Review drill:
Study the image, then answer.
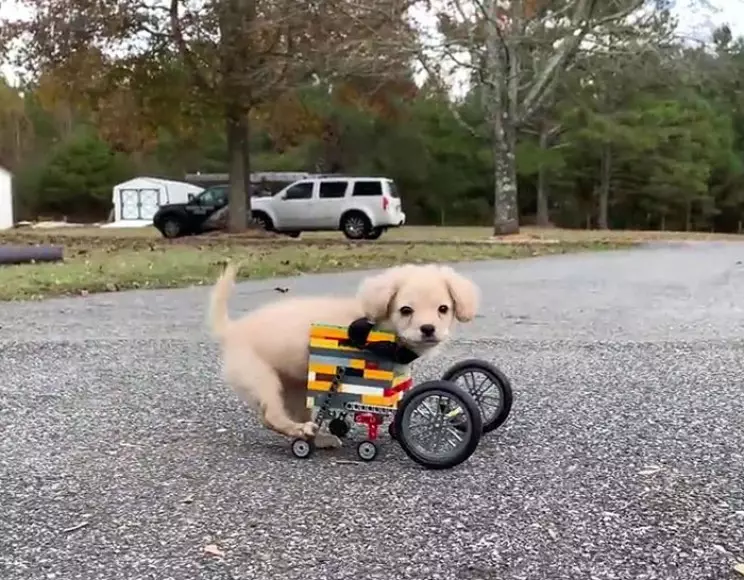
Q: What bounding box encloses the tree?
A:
[414,0,659,234]
[0,79,32,169]
[26,128,133,219]
[2,0,414,231]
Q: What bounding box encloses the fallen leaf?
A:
[62,521,89,533]
[204,544,225,558]
[638,465,663,476]
[734,563,744,576]
[273,287,289,293]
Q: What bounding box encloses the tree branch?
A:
[169,0,212,95]
[416,51,481,139]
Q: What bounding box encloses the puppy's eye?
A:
[399,306,413,316]
[438,305,450,314]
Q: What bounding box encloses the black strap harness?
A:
[346,318,421,365]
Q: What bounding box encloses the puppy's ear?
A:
[440,266,479,322]
[357,266,414,321]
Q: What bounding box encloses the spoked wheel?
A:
[441,359,513,433]
[394,380,482,470]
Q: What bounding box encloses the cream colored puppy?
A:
[208,263,479,448]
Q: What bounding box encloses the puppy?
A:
[208,263,479,448]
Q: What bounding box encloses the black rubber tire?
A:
[364,227,384,240]
[252,212,274,231]
[285,231,301,238]
[441,359,513,434]
[160,217,183,239]
[329,418,351,438]
[394,380,482,470]
[357,440,379,462]
[290,438,315,459]
[341,211,371,240]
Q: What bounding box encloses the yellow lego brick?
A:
[361,394,400,407]
[308,362,339,375]
[309,360,365,375]
[308,380,332,392]
[310,337,340,349]
[367,329,397,342]
[363,368,394,381]
[310,325,349,340]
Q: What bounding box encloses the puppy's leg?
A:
[259,385,318,440]
[225,350,318,440]
[283,381,342,449]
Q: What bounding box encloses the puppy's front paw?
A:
[315,433,343,449]
[292,421,318,439]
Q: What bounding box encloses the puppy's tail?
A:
[208,263,237,339]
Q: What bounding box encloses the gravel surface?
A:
[2,241,744,580]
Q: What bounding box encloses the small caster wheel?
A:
[357,440,378,462]
[291,438,315,459]
[329,418,351,438]
[388,422,397,440]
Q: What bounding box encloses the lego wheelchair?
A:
[290,318,513,470]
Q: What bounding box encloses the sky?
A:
[1,0,744,85]
[674,0,744,41]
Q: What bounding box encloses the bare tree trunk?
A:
[243,115,252,211]
[218,0,255,233]
[488,0,519,236]
[685,199,692,231]
[492,117,520,235]
[536,123,550,227]
[226,104,248,233]
[598,142,611,230]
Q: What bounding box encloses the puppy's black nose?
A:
[420,324,436,337]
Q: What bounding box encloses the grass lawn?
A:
[0,225,636,301]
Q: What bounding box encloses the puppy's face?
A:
[357,264,479,354]
[387,276,456,349]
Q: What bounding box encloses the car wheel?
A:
[341,212,371,240]
[364,227,384,240]
[161,217,182,239]
[252,213,273,231]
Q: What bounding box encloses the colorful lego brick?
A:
[307,323,413,411]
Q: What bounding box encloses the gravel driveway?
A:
[2,241,743,580]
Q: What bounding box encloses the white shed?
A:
[0,165,13,230]
[103,177,204,228]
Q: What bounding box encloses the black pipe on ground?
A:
[0,245,64,265]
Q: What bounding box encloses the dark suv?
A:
[153,185,231,238]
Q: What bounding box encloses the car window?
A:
[319,181,348,199]
[284,182,314,200]
[351,180,383,196]
[197,189,216,205]
[212,186,228,205]
[386,180,400,198]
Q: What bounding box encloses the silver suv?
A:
[250,176,406,239]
